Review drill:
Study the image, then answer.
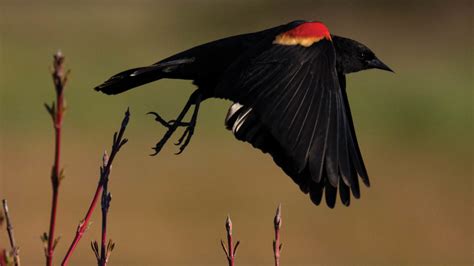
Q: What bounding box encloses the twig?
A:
[273,204,282,266]
[2,199,20,266]
[99,151,111,266]
[220,215,240,266]
[0,208,4,227]
[44,50,70,266]
[94,151,115,266]
[0,210,6,266]
[61,109,130,266]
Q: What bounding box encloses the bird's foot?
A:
[148,112,190,156]
[148,91,202,156]
[174,93,201,154]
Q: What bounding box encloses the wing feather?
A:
[221,37,370,207]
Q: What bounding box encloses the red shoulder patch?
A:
[274,22,332,47]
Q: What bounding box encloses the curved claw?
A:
[174,138,190,155]
[150,137,168,156]
[150,147,159,156]
[146,111,159,118]
[174,128,190,146]
[175,140,189,155]
[175,127,194,155]
[147,111,171,128]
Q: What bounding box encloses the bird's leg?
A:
[149,91,202,156]
[174,93,202,154]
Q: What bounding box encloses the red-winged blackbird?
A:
[95,20,392,208]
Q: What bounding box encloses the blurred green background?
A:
[0,0,472,265]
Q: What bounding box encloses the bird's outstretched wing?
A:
[220,38,369,207]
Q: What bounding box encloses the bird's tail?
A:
[94,65,166,95]
[95,57,196,95]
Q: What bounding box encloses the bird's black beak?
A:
[368,58,394,72]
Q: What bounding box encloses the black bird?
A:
[95,20,392,208]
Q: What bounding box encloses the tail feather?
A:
[95,57,197,95]
[94,65,164,95]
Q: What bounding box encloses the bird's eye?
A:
[359,52,366,59]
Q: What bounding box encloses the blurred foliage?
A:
[0,0,472,265]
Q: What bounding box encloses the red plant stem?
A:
[273,204,282,266]
[0,249,6,265]
[220,215,239,266]
[46,52,67,266]
[274,226,280,266]
[46,188,58,266]
[61,110,129,266]
[47,98,62,265]
[223,216,238,266]
[61,183,103,266]
[227,231,234,266]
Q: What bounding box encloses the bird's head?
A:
[332,35,393,74]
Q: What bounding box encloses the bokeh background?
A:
[0,0,472,265]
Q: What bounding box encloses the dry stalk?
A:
[2,200,20,266]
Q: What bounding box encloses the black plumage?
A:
[95,20,392,208]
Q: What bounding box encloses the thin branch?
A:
[273,204,282,266]
[221,215,239,266]
[2,199,20,266]
[61,109,130,266]
[98,151,114,266]
[0,210,5,265]
[44,50,70,266]
[0,208,4,227]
